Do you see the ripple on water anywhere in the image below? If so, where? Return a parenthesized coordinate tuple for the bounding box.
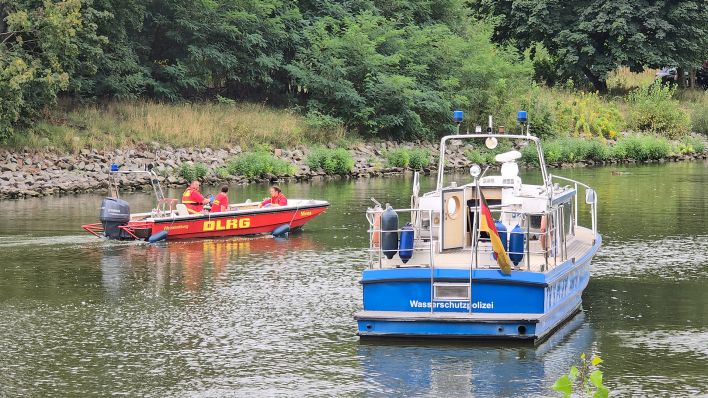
(592, 235, 708, 280)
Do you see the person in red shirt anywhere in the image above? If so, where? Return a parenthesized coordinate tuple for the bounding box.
(259, 185, 287, 208)
(182, 180, 210, 214)
(210, 185, 230, 213)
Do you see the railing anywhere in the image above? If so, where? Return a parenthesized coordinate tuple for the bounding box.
(365, 204, 569, 272)
(550, 175, 598, 237)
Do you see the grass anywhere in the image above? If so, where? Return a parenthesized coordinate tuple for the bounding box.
(6, 100, 347, 151)
(607, 67, 657, 93)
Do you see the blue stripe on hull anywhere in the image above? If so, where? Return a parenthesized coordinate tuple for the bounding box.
(357, 235, 601, 340)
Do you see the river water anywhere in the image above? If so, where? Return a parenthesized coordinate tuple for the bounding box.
(0, 161, 706, 397)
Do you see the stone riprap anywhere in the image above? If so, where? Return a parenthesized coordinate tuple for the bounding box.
(1, 141, 706, 200)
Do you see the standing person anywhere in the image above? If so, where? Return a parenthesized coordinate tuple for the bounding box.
(210, 185, 230, 213)
(259, 185, 287, 208)
(182, 180, 210, 214)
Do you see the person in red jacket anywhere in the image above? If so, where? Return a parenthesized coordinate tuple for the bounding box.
(210, 185, 230, 213)
(259, 185, 287, 208)
(182, 180, 210, 214)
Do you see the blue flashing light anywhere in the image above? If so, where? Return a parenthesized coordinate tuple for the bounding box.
(111, 163, 119, 172)
(453, 110, 464, 123)
(517, 111, 528, 123)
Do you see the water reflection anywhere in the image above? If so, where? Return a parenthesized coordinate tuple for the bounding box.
(99, 235, 323, 296)
(359, 314, 592, 397)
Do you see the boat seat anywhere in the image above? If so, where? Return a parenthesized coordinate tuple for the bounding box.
(175, 203, 190, 217)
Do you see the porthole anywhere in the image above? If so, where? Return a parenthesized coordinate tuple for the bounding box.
(446, 196, 461, 219)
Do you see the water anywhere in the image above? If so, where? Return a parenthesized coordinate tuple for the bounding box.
(0, 161, 706, 397)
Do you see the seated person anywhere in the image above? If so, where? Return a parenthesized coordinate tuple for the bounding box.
(210, 185, 230, 213)
(182, 180, 210, 214)
(259, 185, 287, 208)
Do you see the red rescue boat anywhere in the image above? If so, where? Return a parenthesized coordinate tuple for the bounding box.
(82, 169, 329, 241)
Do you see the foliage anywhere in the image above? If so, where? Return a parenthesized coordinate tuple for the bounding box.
(554, 92, 623, 139)
(626, 82, 690, 139)
(464, 141, 514, 164)
(306, 147, 354, 174)
(178, 162, 208, 181)
(384, 148, 431, 169)
(287, 13, 531, 140)
(0, 0, 103, 139)
(227, 151, 296, 178)
(611, 135, 670, 161)
(386, 148, 411, 168)
(408, 148, 431, 169)
(478, 0, 708, 92)
(673, 136, 706, 155)
(552, 353, 609, 398)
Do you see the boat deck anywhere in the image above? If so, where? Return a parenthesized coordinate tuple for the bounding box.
(374, 226, 595, 273)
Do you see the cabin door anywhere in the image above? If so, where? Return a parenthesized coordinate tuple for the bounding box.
(441, 189, 465, 250)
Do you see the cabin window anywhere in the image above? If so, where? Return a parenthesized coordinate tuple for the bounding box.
(434, 283, 470, 301)
(446, 196, 461, 219)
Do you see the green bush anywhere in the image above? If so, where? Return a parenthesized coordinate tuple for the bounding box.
(386, 148, 411, 168)
(674, 136, 706, 155)
(464, 141, 514, 164)
(408, 149, 431, 169)
(611, 135, 670, 161)
(520, 144, 539, 164)
(306, 147, 354, 174)
(626, 82, 690, 138)
(691, 106, 708, 136)
(179, 163, 196, 181)
(227, 152, 296, 178)
(553, 91, 623, 139)
(178, 162, 209, 181)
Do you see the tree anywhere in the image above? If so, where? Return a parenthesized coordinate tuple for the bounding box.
(0, 0, 103, 138)
(476, 0, 708, 92)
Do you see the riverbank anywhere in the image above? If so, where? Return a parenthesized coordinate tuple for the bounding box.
(1, 139, 707, 200)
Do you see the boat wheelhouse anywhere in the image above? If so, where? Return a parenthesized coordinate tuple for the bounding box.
(82, 169, 329, 241)
(356, 115, 601, 341)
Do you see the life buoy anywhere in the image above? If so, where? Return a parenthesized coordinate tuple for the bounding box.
(539, 214, 550, 251)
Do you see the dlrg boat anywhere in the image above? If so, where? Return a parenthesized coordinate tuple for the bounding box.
(82, 169, 329, 241)
(356, 113, 601, 341)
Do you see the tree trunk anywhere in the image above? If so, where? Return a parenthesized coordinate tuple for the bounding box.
(689, 68, 697, 88)
(582, 67, 608, 93)
(677, 67, 687, 88)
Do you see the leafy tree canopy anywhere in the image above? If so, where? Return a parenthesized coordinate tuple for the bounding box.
(475, 0, 708, 91)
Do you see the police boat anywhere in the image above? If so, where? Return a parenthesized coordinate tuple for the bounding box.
(82, 168, 329, 242)
(356, 111, 601, 341)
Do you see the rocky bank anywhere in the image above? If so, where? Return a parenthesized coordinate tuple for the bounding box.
(1, 141, 706, 200)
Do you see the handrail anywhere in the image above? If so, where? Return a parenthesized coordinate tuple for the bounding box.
(550, 174, 597, 237)
(436, 134, 550, 191)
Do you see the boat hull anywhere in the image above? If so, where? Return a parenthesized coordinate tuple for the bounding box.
(147, 204, 329, 240)
(356, 234, 601, 341)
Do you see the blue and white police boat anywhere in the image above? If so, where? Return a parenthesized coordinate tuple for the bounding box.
(356, 112, 601, 341)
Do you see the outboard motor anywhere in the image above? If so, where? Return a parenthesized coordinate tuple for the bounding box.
(100, 197, 131, 239)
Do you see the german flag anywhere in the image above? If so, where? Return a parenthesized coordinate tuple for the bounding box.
(478, 190, 512, 275)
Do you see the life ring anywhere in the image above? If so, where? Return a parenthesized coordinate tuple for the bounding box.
(539, 214, 550, 251)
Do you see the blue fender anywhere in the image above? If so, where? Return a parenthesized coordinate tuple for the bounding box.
(272, 224, 291, 237)
(148, 230, 168, 243)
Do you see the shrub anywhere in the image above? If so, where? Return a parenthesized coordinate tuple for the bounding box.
(178, 162, 209, 181)
(691, 105, 708, 136)
(553, 91, 623, 139)
(674, 136, 706, 155)
(611, 135, 670, 161)
(306, 147, 354, 174)
(464, 141, 514, 164)
(520, 144, 539, 164)
(408, 149, 431, 170)
(227, 152, 296, 178)
(193, 163, 208, 179)
(386, 149, 411, 168)
(626, 82, 690, 138)
(179, 163, 196, 181)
